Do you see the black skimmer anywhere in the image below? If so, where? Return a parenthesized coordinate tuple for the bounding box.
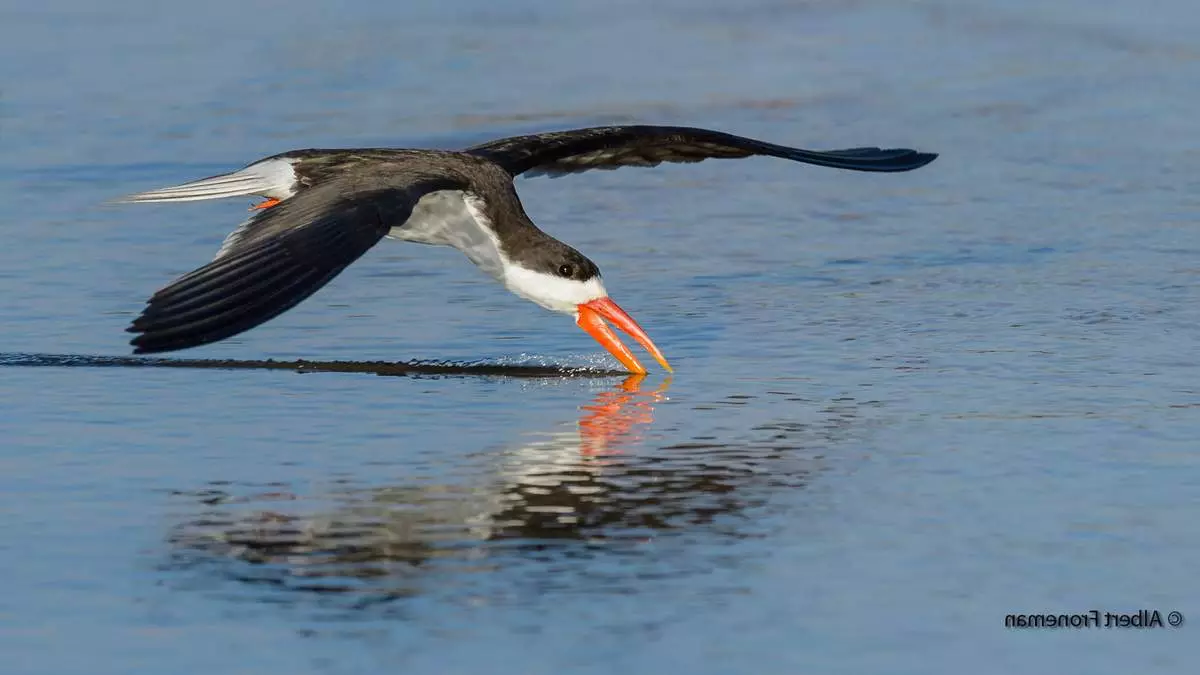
(120, 125, 937, 373)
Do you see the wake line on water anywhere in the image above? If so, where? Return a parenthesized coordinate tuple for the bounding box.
(0, 353, 625, 378)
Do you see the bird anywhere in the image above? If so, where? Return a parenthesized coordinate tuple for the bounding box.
(118, 125, 937, 373)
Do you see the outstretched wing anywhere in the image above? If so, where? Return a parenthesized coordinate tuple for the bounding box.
(466, 125, 937, 178)
(127, 169, 464, 354)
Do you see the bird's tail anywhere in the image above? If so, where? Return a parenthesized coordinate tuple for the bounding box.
(115, 157, 297, 204)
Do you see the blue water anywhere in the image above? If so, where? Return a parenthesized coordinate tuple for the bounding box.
(2, 1, 1198, 673)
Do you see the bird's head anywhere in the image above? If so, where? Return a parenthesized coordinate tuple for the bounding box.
(502, 243, 672, 374)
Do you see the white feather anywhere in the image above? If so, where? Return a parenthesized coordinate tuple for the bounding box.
(388, 190, 508, 281)
(213, 215, 257, 260)
(389, 190, 607, 313)
(118, 157, 299, 204)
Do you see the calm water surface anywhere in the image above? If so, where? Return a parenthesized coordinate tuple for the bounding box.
(2, 1, 1198, 673)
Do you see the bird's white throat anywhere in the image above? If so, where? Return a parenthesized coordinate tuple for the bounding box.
(503, 265, 608, 314)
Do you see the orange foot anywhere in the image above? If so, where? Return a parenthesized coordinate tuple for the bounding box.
(250, 197, 281, 211)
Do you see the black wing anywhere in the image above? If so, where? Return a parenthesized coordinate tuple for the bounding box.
(465, 125, 937, 178)
(128, 170, 463, 354)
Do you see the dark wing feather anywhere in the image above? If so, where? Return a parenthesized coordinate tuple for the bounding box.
(128, 170, 463, 354)
(465, 125, 937, 178)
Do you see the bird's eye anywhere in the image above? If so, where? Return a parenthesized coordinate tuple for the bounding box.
(558, 264, 574, 277)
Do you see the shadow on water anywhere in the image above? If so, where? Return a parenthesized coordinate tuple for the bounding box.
(161, 376, 868, 614)
(0, 352, 624, 378)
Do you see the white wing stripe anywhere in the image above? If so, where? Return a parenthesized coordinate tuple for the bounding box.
(214, 215, 256, 260)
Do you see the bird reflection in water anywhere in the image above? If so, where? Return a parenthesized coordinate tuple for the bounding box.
(164, 376, 834, 605)
(571, 374, 668, 458)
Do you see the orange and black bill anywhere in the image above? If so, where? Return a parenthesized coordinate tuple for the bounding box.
(576, 297, 672, 374)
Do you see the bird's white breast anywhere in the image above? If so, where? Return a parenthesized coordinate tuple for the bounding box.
(388, 190, 507, 281)
(388, 190, 608, 314)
